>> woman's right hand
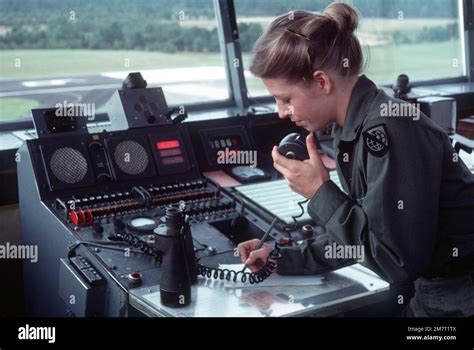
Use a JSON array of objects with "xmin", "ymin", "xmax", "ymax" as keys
[{"xmin": 237, "ymin": 239, "xmax": 271, "ymax": 272}]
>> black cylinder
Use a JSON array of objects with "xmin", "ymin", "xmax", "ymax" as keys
[{"xmin": 154, "ymin": 205, "xmax": 196, "ymax": 308}]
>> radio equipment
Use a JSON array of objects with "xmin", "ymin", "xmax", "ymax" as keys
[{"xmin": 19, "ymin": 75, "xmax": 315, "ymax": 317}]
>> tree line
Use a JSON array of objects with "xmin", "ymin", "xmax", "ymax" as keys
[{"xmin": 0, "ymin": 0, "xmax": 460, "ymax": 52}]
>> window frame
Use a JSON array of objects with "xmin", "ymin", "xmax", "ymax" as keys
[
  {"xmin": 0, "ymin": 0, "xmax": 472, "ymax": 131},
  {"xmin": 242, "ymin": 0, "xmax": 474, "ymax": 106},
  {"xmin": 463, "ymin": 0, "xmax": 474, "ymax": 82},
  {"xmin": 0, "ymin": 0, "xmax": 246, "ymax": 131}
]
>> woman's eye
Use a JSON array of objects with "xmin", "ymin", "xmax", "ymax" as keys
[{"xmin": 275, "ymin": 97, "xmax": 290, "ymax": 105}]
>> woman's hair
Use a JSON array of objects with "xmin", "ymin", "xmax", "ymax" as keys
[{"xmin": 249, "ymin": 2, "xmax": 363, "ymax": 83}]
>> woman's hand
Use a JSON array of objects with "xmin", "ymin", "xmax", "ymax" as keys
[
  {"xmin": 237, "ymin": 239, "xmax": 271, "ymax": 272},
  {"xmin": 272, "ymin": 133, "xmax": 329, "ymax": 198}
]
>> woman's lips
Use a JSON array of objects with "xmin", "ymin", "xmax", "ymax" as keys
[{"xmin": 295, "ymin": 120, "xmax": 304, "ymax": 126}]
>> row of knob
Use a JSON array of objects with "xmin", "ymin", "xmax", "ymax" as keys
[
  {"xmin": 184, "ymin": 198, "xmax": 233, "ymax": 215},
  {"xmin": 147, "ymin": 180, "xmax": 207, "ymax": 195},
  {"xmin": 66, "ymin": 180, "xmax": 207, "ymax": 208}
]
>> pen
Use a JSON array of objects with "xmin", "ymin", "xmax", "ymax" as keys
[{"xmin": 241, "ymin": 217, "xmax": 278, "ymax": 273}]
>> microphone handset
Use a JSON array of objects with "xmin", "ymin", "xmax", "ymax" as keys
[{"xmin": 277, "ymin": 133, "xmax": 309, "ymax": 161}]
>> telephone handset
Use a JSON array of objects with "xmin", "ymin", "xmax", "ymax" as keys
[{"xmin": 277, "ymin": 133, "xmax": 313, "ymax": 229}]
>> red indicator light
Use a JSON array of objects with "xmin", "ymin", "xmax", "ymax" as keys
[{"xmin": 156, "ymin": 140, "xmax": 180, "ymax": 150}]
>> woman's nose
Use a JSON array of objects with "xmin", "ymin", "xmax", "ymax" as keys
[{"xmin": 277, "ymin": 106, "xmax": 291, "ymax": 119}]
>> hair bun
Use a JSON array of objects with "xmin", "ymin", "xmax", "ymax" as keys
[{"xmin": 323, "ymin": 2, "xmax": 359, "ymax": 34}]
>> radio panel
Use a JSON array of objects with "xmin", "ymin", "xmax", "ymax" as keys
[
  {"xmin": 20, "ymin": 76, "xmax": 320, "ymax": 316},
  {"xmin": 199, "ymin": 125, "xmax": 251, "ymax": 168},
  {"xmin": 149, "ymin": 127, "xmax": 195, "ymax": 176}
]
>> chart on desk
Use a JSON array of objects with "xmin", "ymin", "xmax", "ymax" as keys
[{"xmin": 236, "ymin": 171, "xmax": 343, "ymax": 224}]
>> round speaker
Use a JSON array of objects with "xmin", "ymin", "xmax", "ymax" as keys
[
  {"xmin": 113, "ymin": 140, "xmax": 149, "ymax": 176},
  {"xmin": 49, "ymin": 147, "xmax": 88, "ymax": 184}
]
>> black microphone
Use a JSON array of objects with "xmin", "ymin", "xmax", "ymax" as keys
[{"xmin": 277, "ymin": 133, "xmax": 309, "ymax": 161}]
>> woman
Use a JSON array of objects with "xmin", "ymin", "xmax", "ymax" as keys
[{"xmin": 238, "ymin": 2, "xmax": 474, "ymax": 317}]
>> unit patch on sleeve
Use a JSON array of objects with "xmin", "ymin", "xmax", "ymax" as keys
[{"xmin": 363, "ymin": 124, "xmax": 389, "ymax": 157}]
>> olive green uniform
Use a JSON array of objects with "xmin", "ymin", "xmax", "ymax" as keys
[{"xmin": 277, "ymin": 75, "xmax": 474, "ymax": 316}]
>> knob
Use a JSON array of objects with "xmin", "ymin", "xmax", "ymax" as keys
[
  {"xmin": 302, "ymin": 224, "xmax": 314, "ymax": 236},
  {"xmin": 97, "ymin": 173, "xmax": 112, "ymax": 184},
  {"xmin": 127, "ymin": 272, "xmax": 142, "ymax": 285},
  {"xmin": 231, "ymin": 215, "xmax": 249, "ymax": 234},
  {"xmin": 207, "ymin": 246, "xmax": 217, "ymax": 255}
]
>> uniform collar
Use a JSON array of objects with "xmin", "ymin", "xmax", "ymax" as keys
[{"xmin": 335, "ymin": 74, "xmax": 379, "ymax": 142}]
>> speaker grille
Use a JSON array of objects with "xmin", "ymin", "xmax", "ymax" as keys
[
  {"xmin": 49, "ymin": 147, "xmax": 88, "ymax": 184},
  {"xmin": 113, "ymin": 140, "xmax": 149, "ymax": 175}
]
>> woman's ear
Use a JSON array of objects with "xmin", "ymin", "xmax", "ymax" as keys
[{"xmin": 312, "ymin": 70, "xmax": 332, "ymax": 95}]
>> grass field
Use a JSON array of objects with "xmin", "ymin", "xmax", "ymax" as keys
[
  {"xmin": 0, "ymin": 50, "xmax": 225, "ymax": 79},
  {"xmin": 0, "ymin": 98, "xmax": 39, "ymax": 121},
  {"xmin": 0, "ymin": 40, "xmax": 465, "ymax": 121},
  {"xmin": 243, "ymin": 40, "xmax": 464, "ymax": 95},
  {"xmin": 0, "ymin": 40, "xmax": 463, "ymax": 81}
]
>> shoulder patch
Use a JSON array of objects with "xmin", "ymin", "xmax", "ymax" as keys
[{"xmin": 363, "ymin": 124, "xmax": 389, "ymax": 157}]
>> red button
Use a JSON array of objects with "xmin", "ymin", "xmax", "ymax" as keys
[
  {"xmin": 70, "ymin": 211, "xmax": 79, "ymax": 226},
  {"xmin": 84, "ymin": 208, "xmax": 93, "ymax": 225},
  {"xmin": 77, "ymin": 208, "xmax": 85, "ymax": 225}
]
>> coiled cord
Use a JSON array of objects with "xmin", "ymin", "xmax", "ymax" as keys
[
  {"xmin": 112, "ymin": 227, "xmax": 283, "ymax": 285},
  {"xmin": 286, "ymin": 198, "xmax": 309, "ymax": 231},
  {"xmin": 115, "ymin": 231, "xmax": 163, "ymax": 262},
  {"xmin": 196, "ymin": 243, "xmax": 282, "ymax": 284}
]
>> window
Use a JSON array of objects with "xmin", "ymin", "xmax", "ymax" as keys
[
  {"xmin": 0, "ymin": 0, "xmax": 229, "ymax": 123},
  {"xmin": 235, "ymin": 0, "xmax": 465, "ymax": 98}
]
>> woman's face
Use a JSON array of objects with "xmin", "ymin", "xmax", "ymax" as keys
[{"xmin": 262, "ymin": 75, "xmax": 337, "ymax": 132}]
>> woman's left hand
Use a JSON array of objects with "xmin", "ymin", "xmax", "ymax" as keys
[{"xmin": 272, "ymin": 133, "xmax": 329, "ymax": 199}]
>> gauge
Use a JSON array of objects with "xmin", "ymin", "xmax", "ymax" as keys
[{"xmin": 127, "ymin": 216, "xmax": 159, "ymax": 235}]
